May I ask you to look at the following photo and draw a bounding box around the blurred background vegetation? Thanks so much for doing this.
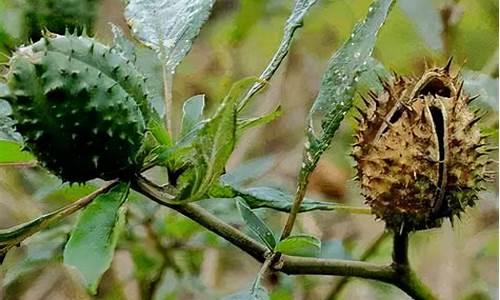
[0,0,497,299]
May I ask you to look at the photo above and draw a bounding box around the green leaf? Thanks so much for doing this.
[236,197,276,251]
[236,106,282,137]
[181,95,205,136]
[356,57,393,95]
[41,183,97,204]
[149,118,172,146]
[399,0,443,51]
[111,24,137,63]
[0,83,22,141]
[125,0,215,74]
[210,183,371,215]
[0,140,35,164]
[275,235,321,257]
[238,0,318,110]
[236,186,339,213]
[463,70,499,111]
[179,77,260,202]
[303,0,394,175]
[63,182,130,294]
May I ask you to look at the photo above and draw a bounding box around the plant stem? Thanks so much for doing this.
[279,172,310,241]
[132,178,268,261]
[392,229,409,267]
[253,255,274,290]
[0,179,119,255]
[391,229,438,300]
[162,65,174,137]
[326,231,389,299]
[133,179,438,299]
[0,161,37,168]
[393,268,438,300]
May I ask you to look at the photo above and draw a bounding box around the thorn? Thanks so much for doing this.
[355,106,367,118]
[466,95,480,105]
[89,43,94,54]
[112,66,119,73]
[107,83,118,93]
[368,90,378,101]
[391,70,399,80]
[42,36,51,46]
[0,52,10,60]
[471,143,487,150]
[456,80,464,97]
[361,95,371,107]
[466,116,481,129]
[423,58,429,70]
[377,74,390,91]
[443,57,453,73]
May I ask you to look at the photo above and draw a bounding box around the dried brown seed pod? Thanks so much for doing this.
[352,60,490,231]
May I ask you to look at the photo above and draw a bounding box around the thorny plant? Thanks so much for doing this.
[0,0,496,299]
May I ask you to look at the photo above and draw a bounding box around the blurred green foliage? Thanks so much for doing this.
[0,0,497,299]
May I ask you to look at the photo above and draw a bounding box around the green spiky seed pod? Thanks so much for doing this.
[4,32,152,183]
[352,62,490,231]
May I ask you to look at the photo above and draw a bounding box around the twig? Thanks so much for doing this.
[392,229,409,267]
[0,161,38,168]
[390,229,438,300]
[0,179,119,256]
[279,171,310,241]
[132,179,437,299]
